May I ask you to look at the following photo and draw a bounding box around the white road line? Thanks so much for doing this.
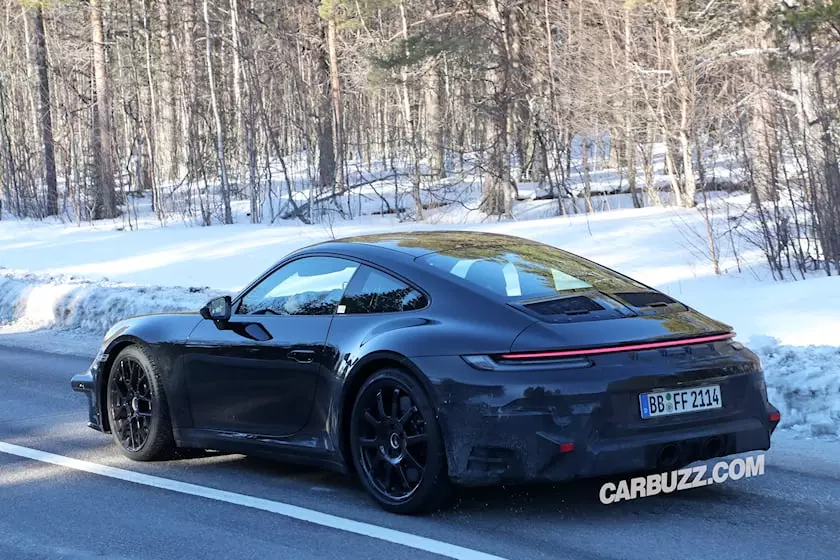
[0,441,505,560]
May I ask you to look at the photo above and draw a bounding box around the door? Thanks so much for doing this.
[182,256,359,437]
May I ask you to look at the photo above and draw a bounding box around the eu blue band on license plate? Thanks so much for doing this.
[640,394,652,418]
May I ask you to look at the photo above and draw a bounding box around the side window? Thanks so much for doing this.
[238,257,359,316]
[340,266,427,314]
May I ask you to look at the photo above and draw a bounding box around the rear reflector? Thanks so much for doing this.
[559,443,575,453]
[501,333,735,360]
[769,411,781,422]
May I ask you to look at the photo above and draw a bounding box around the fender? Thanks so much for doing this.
[86,313,203,433]
[330,348,438,466]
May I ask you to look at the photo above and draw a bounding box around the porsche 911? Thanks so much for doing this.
[71,231,780,513]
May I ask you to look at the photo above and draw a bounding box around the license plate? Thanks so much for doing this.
[639,385,722,419]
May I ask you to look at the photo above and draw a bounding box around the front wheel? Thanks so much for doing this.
[106,345,176,461]
[350,368,452,514]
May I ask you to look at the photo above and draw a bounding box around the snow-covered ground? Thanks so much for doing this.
[1,191,839,438]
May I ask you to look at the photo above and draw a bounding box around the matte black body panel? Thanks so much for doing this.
[181,315,331,437]
[71,231,779,486]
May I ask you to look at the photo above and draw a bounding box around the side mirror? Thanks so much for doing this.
[200,295,232,323]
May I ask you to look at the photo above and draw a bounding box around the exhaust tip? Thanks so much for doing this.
[701,436,724,460]
[658,443,681,469]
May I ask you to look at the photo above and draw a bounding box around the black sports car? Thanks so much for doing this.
[71,231,780,513]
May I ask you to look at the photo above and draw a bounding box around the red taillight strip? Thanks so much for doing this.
[501,333,735,360]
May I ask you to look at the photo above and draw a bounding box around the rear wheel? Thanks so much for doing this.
[106,345,176,461]
[350,368,452,514]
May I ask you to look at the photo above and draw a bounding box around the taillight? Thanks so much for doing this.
[461,354,592,371]
[460,355,498,371]
[500,332,735,360]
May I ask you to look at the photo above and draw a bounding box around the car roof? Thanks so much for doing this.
[324,230,535,258]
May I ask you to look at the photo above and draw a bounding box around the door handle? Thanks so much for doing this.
[288,350,315,364]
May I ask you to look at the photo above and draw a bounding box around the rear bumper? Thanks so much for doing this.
[527,417,773,484]
[440,408,778,486]
[443,400,778,487]
[415,346,780,486]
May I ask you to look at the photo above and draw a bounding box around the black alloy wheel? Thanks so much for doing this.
[109,356,152,451]
[350,368,452,514]
[106,345,176,461]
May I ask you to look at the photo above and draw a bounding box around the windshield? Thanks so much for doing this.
[417,242,645,300]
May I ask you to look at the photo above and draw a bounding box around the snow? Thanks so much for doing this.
[0,270,223,333]
[751,336,840,438]
[1,188,839,439]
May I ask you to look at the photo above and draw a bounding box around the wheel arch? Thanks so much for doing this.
[97,335,148,433]
[337,351,438,471]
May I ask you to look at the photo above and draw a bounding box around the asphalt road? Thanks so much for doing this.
[1,342,838,560]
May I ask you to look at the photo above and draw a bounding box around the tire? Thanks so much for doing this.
[350,368,452,514]
[105,345,176,461]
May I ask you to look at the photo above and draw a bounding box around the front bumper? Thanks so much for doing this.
[71,368,104,431]
[415,345,780,486]
[71,371,94,392]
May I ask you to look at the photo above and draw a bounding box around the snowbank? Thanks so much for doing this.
[751,336,840,438]
[0,270,225,334]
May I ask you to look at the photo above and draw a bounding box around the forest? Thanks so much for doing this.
[0,0,839,275]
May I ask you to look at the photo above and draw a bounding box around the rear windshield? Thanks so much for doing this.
[416,243,645,300]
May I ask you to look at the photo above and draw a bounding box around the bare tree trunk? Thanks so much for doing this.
[326,16,344,194]
[203,0,233,224]
[91,0,117,219]
[399,0,423,219]
[542,0,559,195]
[246,79,259,223]
[678,99,697,207]
[313,30,336,193]
[156,0,178,181]
[665,0,696,208]
[230,0,244,180]
[623,6,640,208]
[742,1,775,204]
[0,79,16,219]
[580,135,594,213]
[641,120,661,206]
[239,4,259,224]
[509,4,530,182]
[423,42,445,180]
[480,0,514,218]
[663,132,683,207]
[32,7,57,216]
[140,0,160,216]
[180,0,201,221]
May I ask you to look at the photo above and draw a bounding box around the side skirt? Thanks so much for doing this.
[173,428,349,474]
